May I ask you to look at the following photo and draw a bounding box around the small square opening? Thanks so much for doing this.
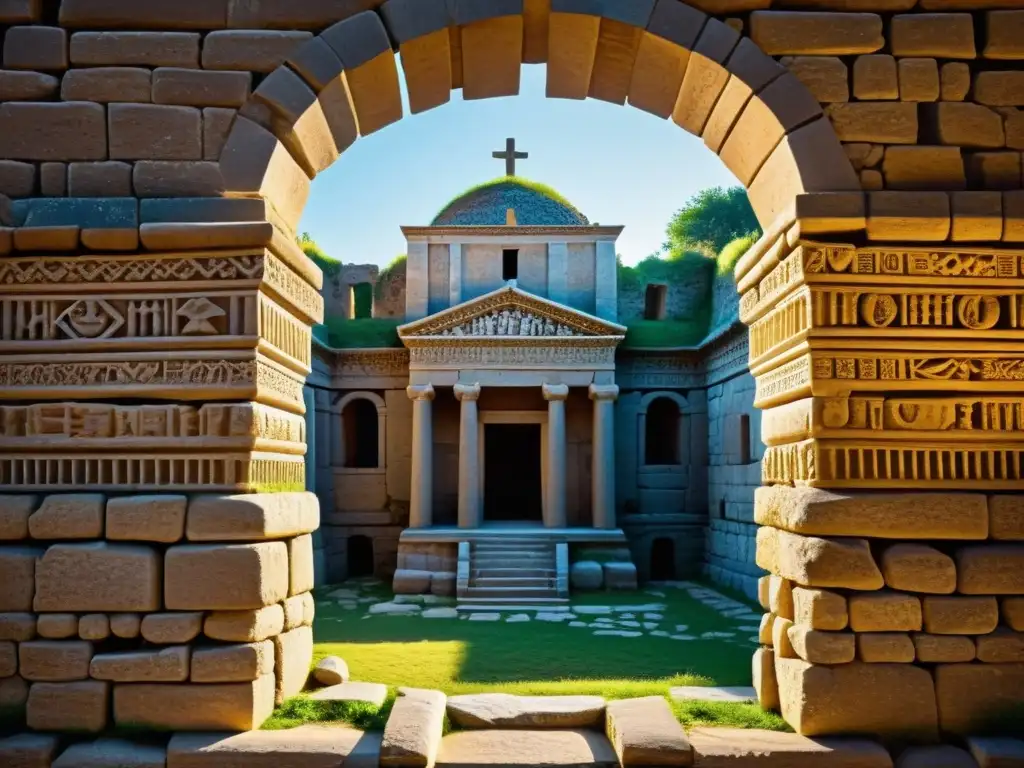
[644,284,668,320]
[503,249,519,281]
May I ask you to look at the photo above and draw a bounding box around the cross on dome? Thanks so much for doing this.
[492,137,528,176]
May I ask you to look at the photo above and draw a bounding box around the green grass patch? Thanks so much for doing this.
[433,176,584,225]
[324,318,403,349]
[715,234,758,277]
[263,695,394,732]
[671,700,790,732]
[623,320,708,349]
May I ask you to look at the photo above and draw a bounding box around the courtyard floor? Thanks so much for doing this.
[290,579,788,732]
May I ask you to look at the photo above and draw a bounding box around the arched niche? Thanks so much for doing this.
[334,391,387,471]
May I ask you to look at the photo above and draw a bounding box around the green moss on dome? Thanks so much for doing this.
[432,176,589,226]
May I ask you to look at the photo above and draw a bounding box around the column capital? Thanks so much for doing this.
[407,384,435,402]
[589,384,620,402]
[542,383,570,402]
[454,383,482,402]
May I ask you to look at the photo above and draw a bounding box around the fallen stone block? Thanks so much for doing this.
[755,487,988,539]
[913,633,976,663]
[881,544,956,594]
[204,604,285,642]
[0,546,44,611]
[775,659,939,740]
[0,495,37,539]
[935,663,1024,736]
[140,612,203,644]
[436,729,618,768]
[106,495,186,543]
[604,562,638,590]
[0,734,60,768]
[113,675,276,731]
[0,612,35,641]
[18,640,92,681]
[309,681,389,707]
[52,738,167,768]
[191,640,274,683]
[447,693,606,729]
[78,613,110,641]
[382,687,447,768]
[313,655,348,686]
[164,542,289,610]
[857,633,915,663]
[689,727,893,767]
[273,625,312,705]
[788,625,856,664]
[923,596,999,635]
[34,542,161,612]
[27,680,109,732]
[849,592,922,632]
[605,696,692,767]
[167,728,381,768]
[957,545,1024,595]
[975,629,1024,663]
[792,587,848,630]
[571,561,603,590]
[966,737,1024,767]
[90,646,190,682]
[185,492,319,542]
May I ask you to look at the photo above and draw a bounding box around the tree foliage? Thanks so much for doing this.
[298,232,342,277]
[664,187,761,258]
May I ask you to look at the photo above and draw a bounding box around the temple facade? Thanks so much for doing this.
[304,178,761,604]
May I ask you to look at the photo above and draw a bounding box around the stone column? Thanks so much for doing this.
[589,384,619,530]
[455,383,482,529]
[543,384,569,529]
[407,384,435,528]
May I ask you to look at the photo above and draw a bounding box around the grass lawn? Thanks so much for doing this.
[264,581,789,733]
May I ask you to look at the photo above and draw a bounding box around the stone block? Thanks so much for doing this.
[70,31,201,67]
[857,632,915,663]
[36,614,76,639]
[896,746,977,768]
[68,162,133,197]
[204,604,285,642]
[849,592,922,632]
[768,576,794,621]
[689,728,892,767]
[39,162,65,196]
[934,663,1024,736]
[460,16,523,102]
[0,102,107,161]
[892,13,975,58]
[28,493,105,539]
[167,728,381,768]
[0,0,41,23]
[898,58,939,102]
[202,30,311,72]
[749,11,882,55]
[282,593,305,631]
[35,543,160,613]
[273,625,313,704]
[924,596,1000,635]
[79,614,110,641]
[165,542,289,610]
[752,646,779,711]
[140,612,203,644]
[314,655,349,686]
[0,70,57,100]
[882,146,965,191]
[989,496,1024,540]
[975,72,1024,108]
[0,613,35,641]
[0,160,35,197]
[0,641,16,677]
[192,640,274,683]
[59,0,229,30]
[967,737,1024,767]
[108,103,202,160]
[203,107,236,161]
[61,67,151,102]
[110,614,140,639]
[447,692,606,729]
[826,102,918,144]
[185,492,318,542]
[90,646,190,682]
[106,495,186,543]
[853,54,897,100]
[775,659,939,740]
[286,37,344,92]
[382,687,447,768]
[27,680,109,732]
[133,161,225,197]
[394,569,432,594]
[0,496,37,540]
[788,625,855,664]
[571,560,603,589]
[755,486,987,539]
[761,528,883,590]
[783,56,847,103]
[113,674,276,731]
[310,680,388,706]
[868,190,951,241]
[759,613,775,645]
[604,561,638,590]
[0,547,43,611]
[940,62,970,102]
[52,739,167,768]
[952,191,1003,242]
[773,616,796,659]
[13,225,79,252]
[929,102,1006,148]
[881,544,957,594]
[1004,598,1024,631]
[604,696,692,767]
[968,152,1022,190]
[0,734,60,768]
[0,673,28,711]
[958,545,1024,595]
[19,640,92,682]
[985,10,1024,59]
[913,633,976,663]
[976,629,1024,663]
[3,26,67,71]
[289,534,315,596]
[153,68,251,108]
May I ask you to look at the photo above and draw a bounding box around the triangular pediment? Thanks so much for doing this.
[398,285,626,341]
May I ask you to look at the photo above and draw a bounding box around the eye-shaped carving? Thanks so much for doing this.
[860,294,898,328]
[56,299,124,339]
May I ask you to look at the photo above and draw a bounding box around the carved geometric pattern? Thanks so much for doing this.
[55,299,124,339]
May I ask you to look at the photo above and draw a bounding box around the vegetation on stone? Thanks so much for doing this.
[432,177,588,226]
[262,694,393,731]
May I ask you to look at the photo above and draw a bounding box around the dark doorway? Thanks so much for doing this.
[343,399,379,468]
[502,249,519,281]
[348,535,374,577]
[645,398,681,465]
[651,537,676,580]
[644,284,667,320]
[484,424,542,522]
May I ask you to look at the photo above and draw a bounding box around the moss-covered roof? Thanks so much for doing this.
[432,177,589,226]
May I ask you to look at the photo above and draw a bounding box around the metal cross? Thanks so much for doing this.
[493,137,528,176]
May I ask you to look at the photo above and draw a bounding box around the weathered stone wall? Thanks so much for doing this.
[617,264,713,324]
[0,492,317,732]
[323,263,379,320]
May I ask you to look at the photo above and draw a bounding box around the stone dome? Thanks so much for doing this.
[432,178,590,226]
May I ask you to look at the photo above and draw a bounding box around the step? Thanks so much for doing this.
[464,587,559,599]
[473,540,554,549]
[472,577,555,588]
[436,730,618,768]
[472,549,554,559]
[472,568,556,579]
[456,598,570,609]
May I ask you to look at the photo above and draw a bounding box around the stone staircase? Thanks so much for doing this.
[457,538,569,609]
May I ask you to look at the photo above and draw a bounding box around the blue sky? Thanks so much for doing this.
[299,63,738,268]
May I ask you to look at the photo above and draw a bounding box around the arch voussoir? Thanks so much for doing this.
[673,17,739,134]
[626,0,707,118]
[381,0,456,114]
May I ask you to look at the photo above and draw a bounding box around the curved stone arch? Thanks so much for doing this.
[216,0,860,239]
[637,391,689,467]
[333,390,387,469]
[638,390,691,415]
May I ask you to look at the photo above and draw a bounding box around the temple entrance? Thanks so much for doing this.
[484,424,543,523]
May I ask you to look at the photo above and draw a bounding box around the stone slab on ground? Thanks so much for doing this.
[167,727,382,768]
[314,655,349,686]
[605,696,693,767]
[381,687,447,768]
[436,729,619,768]
[447,693,606,729]
[689,728,894,767]
[670,686,757,703]
[52,739,167,768]
[308,681,389,708]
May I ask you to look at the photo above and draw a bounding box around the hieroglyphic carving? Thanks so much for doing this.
[754,355,812,407]
[809,289,1021,332]
[0,253,264,288]
[409,343,618,368]
[803,243,1024,280]
[259,293,312,369]
[616,351,704,389]
[811,354,1024,384]
[0,451,305,491]
[263,252,324,325]
[749,291,810,362]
